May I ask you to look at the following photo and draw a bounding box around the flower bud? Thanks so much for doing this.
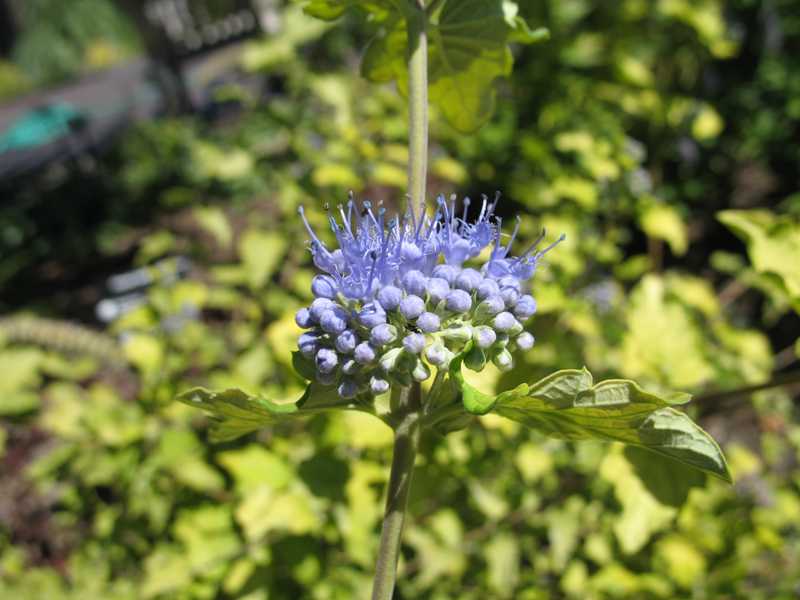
[427,277,450,304]
[377,285,403,311]
[514,295,537,320]
[493,311,517,332]
[498,275,520,292]
[357,302,386,327]
[295,307,314,328]
[370,376,390,395]
[432,264,459,284]
[464,344,487,371]
[379,347,404,372]
[399,295,425,319]
[476,279,500,300]
[455,268,482,292]
[416,311,441,333]
[370,323,398,346]
[508,319,524,336]
[298,332,322,358]
[441,324,473,343]
[475,296,504,319]
[338,379,358,399]
[500,287,520,307]
[516,331,535,350]
[402,270,428,297]
[335,330,357,354]
[445,289,472,313]
[411,358,431,382]
[309,297,334,321]
[402,333,426,355]
[320,306,349,334]
[315,348,338,374]
[492,348,514,371]
[354,342,376,364]
[473,325,497,349]
[311,274,338,299]
[425,343,448,366]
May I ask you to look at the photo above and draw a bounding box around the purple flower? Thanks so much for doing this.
[295,307,313,328]
[473,326,497,349]
[357,302,386,327]
[416,311,440,333]
[370,376,390,395]
[403,333,426,354]
[476,279,500,300]
[426,277,450,304]
[445,289,472,313]
[425,343,447,366]
[335,330,358,354]
[315,348,338,374]
[516,332,535,350]
[354,342,377,364]
[514,295,537,320]
[493,312,517,332]
[299,332,322,358]
[309,297,334,321]
[377,285,403,311]
[320,306,349,334]
[455,268,482,292]
[432,264,459,284]
[311,275,338,299]
[338,379,358,399]
[399,295,425,319]
[402,270,428,297]
[370,324,398,346]
[475,296,504,318]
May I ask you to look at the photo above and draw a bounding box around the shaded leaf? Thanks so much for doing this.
[492,370,730,482]
[177,383,363,442]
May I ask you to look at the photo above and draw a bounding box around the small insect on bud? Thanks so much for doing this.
[399,295,426,319]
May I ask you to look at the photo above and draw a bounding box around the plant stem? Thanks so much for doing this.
[371,383,422,600]
[695,370,800,405]
[406,3,428,211]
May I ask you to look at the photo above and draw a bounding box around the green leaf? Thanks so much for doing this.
[448,343,497,415]
[177,382,364,442]
[718,209,800,304]
[362,0,548,132]
[302,0,405,21]
[492,370,731,482]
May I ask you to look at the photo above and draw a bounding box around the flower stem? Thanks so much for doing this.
[371,383,422,600]
[406,2,428,211]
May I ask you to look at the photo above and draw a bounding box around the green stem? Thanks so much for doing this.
[694,370,800,405]
[371,384,422,600]
[406,3,428,211]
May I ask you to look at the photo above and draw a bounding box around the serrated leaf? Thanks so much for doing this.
[177,383,365,442]
[492,370,731,482]
[361,0,548,132]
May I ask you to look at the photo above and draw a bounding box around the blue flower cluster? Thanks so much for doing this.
[295,194,562,398]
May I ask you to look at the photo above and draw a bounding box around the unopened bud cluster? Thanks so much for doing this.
[296,194,562,399]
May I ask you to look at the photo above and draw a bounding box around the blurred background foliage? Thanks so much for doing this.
[1,0,800,598]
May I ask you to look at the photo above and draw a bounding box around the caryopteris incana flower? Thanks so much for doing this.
[295,193,564,398]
